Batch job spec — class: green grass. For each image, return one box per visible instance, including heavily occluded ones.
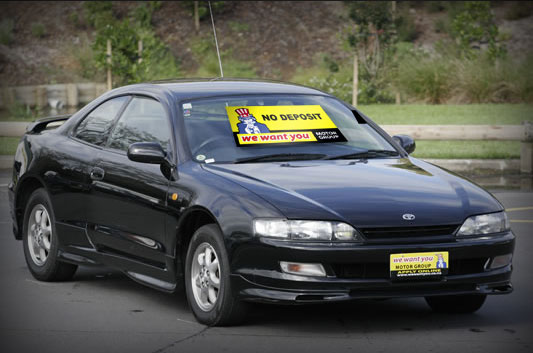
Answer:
[356,104,529,159]
[412,141,520,159]
[0,137,19,155]
[358,104,533,125]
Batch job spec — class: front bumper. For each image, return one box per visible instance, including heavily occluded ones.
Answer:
[231,232,515,303]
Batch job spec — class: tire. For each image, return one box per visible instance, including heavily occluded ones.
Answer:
[184,224,246,326]
[22,188,77,281]
[425,294,487,314]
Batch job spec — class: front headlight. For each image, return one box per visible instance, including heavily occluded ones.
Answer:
[254,219,363,242]
[457,211,510,237]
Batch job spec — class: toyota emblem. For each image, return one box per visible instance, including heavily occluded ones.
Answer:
[402,213,416,221]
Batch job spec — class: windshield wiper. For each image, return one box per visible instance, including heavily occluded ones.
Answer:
[325,149,399,160]
[234,153,327,164]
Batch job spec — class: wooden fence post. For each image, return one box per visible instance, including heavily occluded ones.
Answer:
[106,39,112,91]
[194,1,200,32]
[521,121,533,174]
[35,85,47,108]
[352,54,358,107]
[138,40,143,64]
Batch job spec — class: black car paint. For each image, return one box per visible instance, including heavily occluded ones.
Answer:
[8,80,514,300]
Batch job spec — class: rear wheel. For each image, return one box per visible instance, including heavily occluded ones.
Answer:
[425,294,487,313]
[185,224,246,326]
[22,188,77,281]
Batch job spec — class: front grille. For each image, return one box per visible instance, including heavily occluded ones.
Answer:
[332,263,389,279]
[360,225,460,241]
[332,257,488,279]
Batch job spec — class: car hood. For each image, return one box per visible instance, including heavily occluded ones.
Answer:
[202,158,503,228]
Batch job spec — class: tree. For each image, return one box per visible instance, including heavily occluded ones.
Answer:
[87,1,180,85]
[345,1,396,78]
[451,1,505,59]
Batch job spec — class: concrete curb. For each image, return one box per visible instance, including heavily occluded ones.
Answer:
[0,155,14,170]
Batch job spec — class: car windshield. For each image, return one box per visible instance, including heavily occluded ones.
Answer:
[182,94,398,163]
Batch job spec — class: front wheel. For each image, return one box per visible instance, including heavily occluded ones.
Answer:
[425,294,487,314]
[22,188,77,281]
[184,224,246,326]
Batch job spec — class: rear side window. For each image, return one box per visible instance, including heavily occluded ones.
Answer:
[107,97,171,152]
[74,96,129,146]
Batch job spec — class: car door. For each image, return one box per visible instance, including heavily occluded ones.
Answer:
[85,96,173,271]
[51,96,129,249]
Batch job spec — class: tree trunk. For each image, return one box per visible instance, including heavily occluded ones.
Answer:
[194,1,200,32]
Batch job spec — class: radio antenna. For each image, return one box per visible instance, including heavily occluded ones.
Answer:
[208,1,224,78]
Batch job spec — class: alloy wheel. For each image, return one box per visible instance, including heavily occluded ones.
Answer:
[190,242,221,311]
[27,204,52,266]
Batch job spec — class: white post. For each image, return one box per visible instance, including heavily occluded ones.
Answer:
[352,54,358,107]
[106,39,112,91]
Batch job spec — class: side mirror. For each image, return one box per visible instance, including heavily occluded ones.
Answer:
[393,135,416,154]
[127,142,167,164]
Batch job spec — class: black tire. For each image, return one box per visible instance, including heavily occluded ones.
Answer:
[184,224,246,326]
[22,188,77,281]
[425,294,487,314]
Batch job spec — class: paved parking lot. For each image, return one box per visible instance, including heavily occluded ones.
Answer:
[1,170,532,353]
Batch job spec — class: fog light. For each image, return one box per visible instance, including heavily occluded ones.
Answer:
[489,254,513,269]
[280,262,326,277]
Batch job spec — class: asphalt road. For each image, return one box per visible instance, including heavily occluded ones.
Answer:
[1,171,532,353]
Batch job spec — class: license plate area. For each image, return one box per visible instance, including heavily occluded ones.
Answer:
[390,251,449,280]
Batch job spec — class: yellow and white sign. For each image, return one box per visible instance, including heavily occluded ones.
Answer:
[390,251,449,279]
[226,105,346,146]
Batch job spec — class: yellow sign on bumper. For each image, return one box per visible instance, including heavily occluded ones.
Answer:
[390,251,449,279]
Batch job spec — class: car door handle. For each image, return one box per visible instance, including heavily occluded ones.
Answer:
[90,167,105,181]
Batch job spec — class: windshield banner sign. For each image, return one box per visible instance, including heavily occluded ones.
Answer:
[226,105,347,146]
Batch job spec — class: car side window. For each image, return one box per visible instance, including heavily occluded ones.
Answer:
[74,96,129,146]
[107,97,171,152]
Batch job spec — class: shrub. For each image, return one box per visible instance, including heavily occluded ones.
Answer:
[451,1,505,59]
[426,1,447,13]
[395,12,419,42]
[84,1,114,28]
[190,36,256,78]
[67,34,101,80]
[434,18,448,33]
[0,18,14,45]
[89,2,180,85]
[504,2,533,21]
[31,23,46,38]
[6,101,42,120]
[391,42,533,104]
[183,1,227,21]
[395,54,452,104]
[228,21,249,33]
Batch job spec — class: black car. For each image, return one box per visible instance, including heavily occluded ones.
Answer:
[8,79,514,326]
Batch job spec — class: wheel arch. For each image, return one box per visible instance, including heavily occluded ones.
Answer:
[14,175,48,239]
[173,206,221,281]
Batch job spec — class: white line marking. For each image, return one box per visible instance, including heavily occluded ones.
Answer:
[25,279,56,286]
[510,220,533,223]
[176,318,201,325]
[0,184,8,187]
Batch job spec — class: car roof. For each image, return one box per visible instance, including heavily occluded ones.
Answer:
[147,78,330,100]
